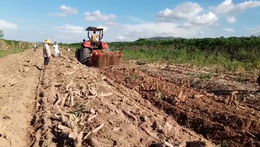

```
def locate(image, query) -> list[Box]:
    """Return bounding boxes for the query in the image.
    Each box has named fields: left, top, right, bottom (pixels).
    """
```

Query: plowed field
left=0, top=48, right=259, bottom=147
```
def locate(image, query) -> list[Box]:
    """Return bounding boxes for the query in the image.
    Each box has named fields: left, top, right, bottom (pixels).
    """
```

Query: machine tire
left=80, top=48, right=91, bottom=64
left=75, top=49, right=80, bottom=60
left=77, top=49, right=84, bottom=63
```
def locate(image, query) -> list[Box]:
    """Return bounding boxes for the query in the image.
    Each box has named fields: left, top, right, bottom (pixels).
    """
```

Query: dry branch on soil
left=92, top=123, right=104, bottom=133
left=225, top=91, right=239, bottom=106
left=88, top=114, right=98, bottom=122
left=32, top=58, right=208, bottom=147
left=87, top=137, right=103, bottom=147
left=122, top=109, right=137, bottom=121
left=142, top=126, right=159, bottom=140
left=56, top=112, right=86, bottom=146
left=36, top=62, right=114, bottom=147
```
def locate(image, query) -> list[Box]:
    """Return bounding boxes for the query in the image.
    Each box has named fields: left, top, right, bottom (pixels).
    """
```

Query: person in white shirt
left=53, top=41, right=61, bottom=57
left=33, top=44, right=37, bottom=51
left=43, top=39, right=52, bottom=69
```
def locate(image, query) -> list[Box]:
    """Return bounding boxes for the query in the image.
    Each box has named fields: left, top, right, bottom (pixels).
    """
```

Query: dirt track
left=0, top=49, right=217, bottom=147
left=0, top=49, right=42, bottom=146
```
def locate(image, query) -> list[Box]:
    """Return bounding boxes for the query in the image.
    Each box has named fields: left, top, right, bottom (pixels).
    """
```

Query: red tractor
left=75, top=26, right=123, bottom=68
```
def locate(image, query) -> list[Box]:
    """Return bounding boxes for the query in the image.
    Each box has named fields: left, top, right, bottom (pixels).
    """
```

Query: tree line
left=113, top=36, right=260, bottom=62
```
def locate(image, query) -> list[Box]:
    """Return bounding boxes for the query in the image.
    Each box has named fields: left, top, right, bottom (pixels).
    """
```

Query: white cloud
left=48, top=5, right=77, bottom=17
left=156, top=2, right=218, bottom=26
left=84, top=10, right=116, bottom=22
left=0, top=20, right=18, bottom=29
left=223, top=28, right=234, bottom=32
left=244, top=25, right=260, bottom=35
left=99, top=22, right=213, bottom=42
left=55, top=25, right=84, bottom=34
left=243, top=25, right=260, bottom=30
left=197, top=30, right=205, bottom=35
left=157, top=2, right=203, bottom=20
left=226, top=16, right=236, bottom=23
left=190, top=12, right=218, bottom=25
left=177, top=23, right=193, bottom=28
left=59, top=5, right=77, bottom=14
left=51, top=25, right=86, bottom=43
left=211, top=0, right=260, bottom=14
left=210, top=0, right=260, bottom=22
left=127, top=16, right=149, bottom=23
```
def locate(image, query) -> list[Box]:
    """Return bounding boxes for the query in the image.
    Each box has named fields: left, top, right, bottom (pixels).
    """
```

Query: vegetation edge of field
left=0, top=48, right=28, bottom=58
left=60, top=36, right=260, bottom=72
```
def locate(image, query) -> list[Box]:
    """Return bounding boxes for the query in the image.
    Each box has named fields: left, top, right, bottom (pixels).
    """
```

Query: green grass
left=115, top=48, right=260, bottom=72
left=0, top=49, right=27, bottom=58
left=199, top=73, right=212, bottom=79
left=235, top=76, right=244, bottom=82
left=186, top=73, right=196, bottom=77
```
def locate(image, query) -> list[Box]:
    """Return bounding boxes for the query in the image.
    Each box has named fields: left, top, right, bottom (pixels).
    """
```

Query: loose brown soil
left=130, top=62, right=260, bottom=111
left=101, top=65, right=260, bottom=147
left=0, top=49, right=42, bottom=146
left=27, top=49, right=215, bottom=147
left=1, top=48, right=259, bottom=147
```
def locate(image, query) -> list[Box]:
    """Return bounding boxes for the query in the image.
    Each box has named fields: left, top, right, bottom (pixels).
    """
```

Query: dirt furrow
left=101, top=65, right=260, bottom=147
left=28, top=51, right=215, bottom=147
left=133, top=63, right=260, bottom=111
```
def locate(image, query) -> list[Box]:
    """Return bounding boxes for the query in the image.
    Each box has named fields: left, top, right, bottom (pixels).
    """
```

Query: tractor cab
left=82, top=26, right=105, bottom=49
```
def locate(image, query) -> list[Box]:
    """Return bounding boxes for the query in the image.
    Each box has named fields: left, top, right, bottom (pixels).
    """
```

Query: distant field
left=0, top=39, right=34, bottom=58
left=0, top=39, right=32, bottom=50
left=60, top=36, right=260, bottom=72
left=0, top=48, right=27, bottom=58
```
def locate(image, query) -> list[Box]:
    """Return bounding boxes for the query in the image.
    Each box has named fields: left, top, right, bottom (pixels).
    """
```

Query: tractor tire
left=81, top=48, right=91, bottom=65
left=75, top=49, right=80, bottom=60
left=77, top=49, right=84, bottom=63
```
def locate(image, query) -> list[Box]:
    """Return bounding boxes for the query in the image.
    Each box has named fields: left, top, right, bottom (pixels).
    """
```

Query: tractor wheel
left=78, top=49, right=84, bottom=63
left=81, top=48, right=91, bottom=65
left=75, top=49, right=80, bottom=61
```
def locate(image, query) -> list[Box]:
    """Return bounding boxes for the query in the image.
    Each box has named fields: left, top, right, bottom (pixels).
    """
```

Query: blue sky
left=1, top=0, right=260, bottom=43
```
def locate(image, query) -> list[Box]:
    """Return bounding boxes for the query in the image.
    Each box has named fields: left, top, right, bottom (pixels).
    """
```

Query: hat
left=45, top=39, right=52, bottom=44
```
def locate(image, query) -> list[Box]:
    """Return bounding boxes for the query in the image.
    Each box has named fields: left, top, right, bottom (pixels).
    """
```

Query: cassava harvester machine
left=75, top=26, right=123, bottom=68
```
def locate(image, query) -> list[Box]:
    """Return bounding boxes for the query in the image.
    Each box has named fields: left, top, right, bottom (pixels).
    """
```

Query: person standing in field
left=43, top=39, right=52, bottom=69
left=53, top=41, right=61, bottom=57
left=33, top=44, right=37, bottom=51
